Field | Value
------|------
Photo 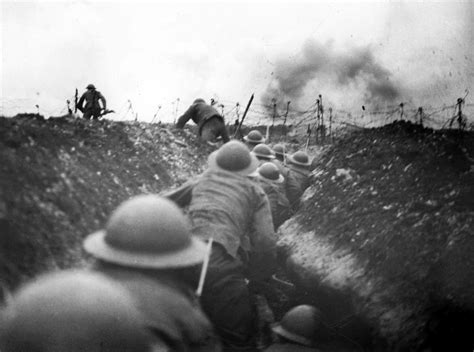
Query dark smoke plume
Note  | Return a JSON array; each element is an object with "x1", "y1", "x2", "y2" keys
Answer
[{"x1": 262, "y1": 39, "x2": 401, "y2": 110}]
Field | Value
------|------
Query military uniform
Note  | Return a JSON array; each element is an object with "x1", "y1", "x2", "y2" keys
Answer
[
  {"x1": 285, "y1": 165, "x2": 310, "y2": 210},
  {"x1": 77, "y1": 85, "x2": 106, "y2": 120},
  {"x1": 177, "y1": 100, "x2": 230, "y2": 143},
  {"x1": 257, "y1": 177, "x2": 291, "y2": 230},
  {"x1": 187, "y1": 142, "x2": 277, "y2": 351},
  {"x1": 83, "y1": 195, "x2": 221, "y2": 352},
  {"x1": 93, "y1": 265, "x2": 219, "y2": 352}
]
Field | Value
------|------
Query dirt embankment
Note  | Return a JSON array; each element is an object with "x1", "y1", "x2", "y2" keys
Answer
[
  {"x1": 0, "y1": 115, "x2": 212, "y2": 289},
  {"x1": 278, "y1": 121, "x2": 474, "y2": 350},
  {"x1": 2, "y1": 116, "x2": 474, "y2": 350}
]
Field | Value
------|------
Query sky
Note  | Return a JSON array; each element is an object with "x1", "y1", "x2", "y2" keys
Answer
[{"x1": 1, "y1": 0, "x2": 473, "y2": 123}]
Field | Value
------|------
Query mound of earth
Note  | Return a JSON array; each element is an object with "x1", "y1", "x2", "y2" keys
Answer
[
  {"x1": 0, "y1": 115, "x2": 213, "y2": 289},
  {"x1": 277, "y1": 121, "x2": 474, "y2": 350}
]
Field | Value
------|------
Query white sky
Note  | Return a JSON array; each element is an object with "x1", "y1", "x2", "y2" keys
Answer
[{"x1": 1, "y1": 0, "x2": 473, "y2": 122}]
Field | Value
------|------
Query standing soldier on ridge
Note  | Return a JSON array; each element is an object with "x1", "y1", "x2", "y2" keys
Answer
[
  {"x1": 177, "y1": 98, "x2": 230, "y2": 144},
  {"x1": 77, "y1": 84, "x2": 107, "y2": 120}
]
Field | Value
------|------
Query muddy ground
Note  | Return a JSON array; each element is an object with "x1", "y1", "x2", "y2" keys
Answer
[{"x1": 1, "y1": 115, "x2": 473, "y2": 351}]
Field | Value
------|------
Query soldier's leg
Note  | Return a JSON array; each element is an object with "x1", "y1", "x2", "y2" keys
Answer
[
  {"x1": 200, "y1": 118, "x2": 221, "y2": 143},
  {"x1": 200, "y1": 243, "x2": 257, "y2": 351},
  {"x1": 217, "y1": 119, "x2": 230, "y2": 143},
  {"x1": 83, "y1": 110, "x2": 93, "y2": 120}
]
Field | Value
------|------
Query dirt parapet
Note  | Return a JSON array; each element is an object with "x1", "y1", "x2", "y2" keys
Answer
[
  {"x1": 0, "y1": 116, "x2": 212, "y2": 289},
  {"x1": 277, "y1": 121, "x2": 474, "y2": 350}
]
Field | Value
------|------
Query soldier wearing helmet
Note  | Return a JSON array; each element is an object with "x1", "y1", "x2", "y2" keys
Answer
[
  {"x1": 0, "y1": 270, "x2": 161, "y2": 352},
  {"x1": 251, "y1": 143, "x2": 276, "y2": 166},
  {"x1": 77, "y1": 84, "x2": 107, "y2": 120},
  {"x1": 271, "y1": 144, "x2": 289, "y2": 176},
  {"x1": 83, "y1": 194, "x2": 221, "y2": 352},
  {"x1": 176, "y1": 98, "x2": 230, "y2": 143},
  {"x1": 265, "y1": 305, "x2": 322, "y2": 351},
  {"x1": 243, "y1": 129, "x2": 266, "y2": 149},
  {"x1": 176, "y1": 140, "x2": 276, "y2": 351},
  {"x1": 251, "y1": 162, "x2": 291, "y2": 230},
  {"x1": 285, "y1": 150, "x2": 312, "y2": 211}
]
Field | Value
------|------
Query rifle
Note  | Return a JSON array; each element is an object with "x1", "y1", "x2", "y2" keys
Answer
[
  {"x1": 196, "y1": 238, "x2": 213, "y2": 297},
  {"x1": 74, "y1": 88, "x2": 78, "y2": 114},
  {"x1": 233, "y1": 93, "x2": 254, "y2": 139}
]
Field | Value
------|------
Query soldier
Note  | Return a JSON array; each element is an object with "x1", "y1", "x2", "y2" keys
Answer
[
  {"x1": 252, "y1": 162, "x2": 291, "y2": 230},
  {"x1": 251, "y1": 143, "x2": 276, "y2": 166},
  {"x1": 83, "y1": 194, "x2": 221, "y2": 352},
  {"x1": 243, "y1": 129, "x2": 265, "y2": 149},
  {"x1": 77, "y1": 84, "x2": 107, "y2": 120},
  {"x1": 271, "y1": 144, "x2": 288, "y2": 176},
  {"x1": 272, "y1": 144, "x2": 286, "y2": 163},
  {"x1": 285, "y1": 151, "x2": 312, "y2": 211},
  {"x1": 186, "y1": 140, "x2": 277, "y2": 351},
  {"x1": 0, "y1": 270, "x2": 160, "y2": 352},
  {"x1": 177, "y1": 98, "x2": 230, "y2": 143},
  {"x1": 265, "y1": 305, "x2": 322, "y2": 351}
]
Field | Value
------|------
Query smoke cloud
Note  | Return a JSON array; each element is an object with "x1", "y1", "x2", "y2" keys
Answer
[{"x1": 262, "y1": 39, "x2": 401, "y2": 110}]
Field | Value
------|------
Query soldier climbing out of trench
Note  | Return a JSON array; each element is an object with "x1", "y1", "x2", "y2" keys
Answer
[
  {"x1": 77, "y1": 84, "x2": 107, "y2": 120},
  {"x1": 176, "y1": 98, "x2": 230, "y2": 144},
  {"x1": 168, "y1": 140, "x2": 277, "y2": 351},
  {"x1": 83, "y1": 194, "x2": 221, "y2": 352}
]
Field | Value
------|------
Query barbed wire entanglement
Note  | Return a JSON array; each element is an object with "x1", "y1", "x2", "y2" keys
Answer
[{"x1": 2, "y1": 92, "x2": 473, "y2": 144}]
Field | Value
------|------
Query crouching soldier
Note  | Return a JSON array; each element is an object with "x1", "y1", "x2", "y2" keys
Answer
[
  {"x1": 272, "y1": 144, "x2": 288, "y2": 176},
  {"x1": 186, "y1": 140, "x2": 277, "y2": 351},
  {"x1": 251, "y1": 143, "x2": 276, "y2": 166},
  {"x1": 265, "y1": 305, "x2": 322, "y2": 351},
  {"x1": 0, "y1": 270, "x2": 160, "y2": 352},
  {"x1": 251, "y1": 162, "x2": 291, "y2": 230},
  {"x1": 177, "y1": 98, "x2": 230, "y2": 143},
  {"x1": 243, "y1": 129, "x2": 266, "y2": 149},
  {"x1": 83, "y1": 194, "x2": 221, "y2": 352},
  {"x1": 285, "y1": 151, "x2": 312, "y2": 211}
]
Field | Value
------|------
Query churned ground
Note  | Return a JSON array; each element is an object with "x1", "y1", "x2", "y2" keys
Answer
[
  {"x1": 0, "y1": 115, "x2": 211, "y2": 288},
  {"x1": 278, "y1": 121, "x2": 474, "y2": 350}
]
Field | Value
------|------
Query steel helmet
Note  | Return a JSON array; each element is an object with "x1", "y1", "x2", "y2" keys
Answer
[
  {"x1": 193, "y1": 98, "x2": 206, "y2": 105},
  {"x1": 287, "y1": 151, "x2": 311, "y2": 167},
  {"x1": 272, "y1": 144, "x2": 286, "y2": 157},
  {"x1": 0, "y1": 271, "x2": 153, "y2": 352},
  {"x1": 257, "y1": 162, "x2": 284, "y2": 183},
  {"x1": 86, "y1": 84, "x2": 96, "y2": 90},
  {"x1": 208, "y1": 140, "x2": 259, "y2": 176},
  {"x1": 272, "y1": 305, "x2": 322, "y2": 347},
  {"x1": 251, "y1": 143, "x2": 276, "y2": 160},
  {"x1": 83, "y1": 195, "x2": 207, "y2": 269},
  {"x1": 243, "y1": 130, "x2": 265, "y2": 145}
]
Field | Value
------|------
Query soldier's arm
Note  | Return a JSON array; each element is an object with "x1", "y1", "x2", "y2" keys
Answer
[
  {"x1": 77, "y1": 94, "x2": 86, "y2": 112},
  {"x1": 285, "y1": 171, "x2": 302, "y2": 209},
  {"x1": 98, "y1": 92, "x2": 107, "y2": 110},
  {"x1": 161, "y1": 177, "x2": 200, "y2": 208},
  {"x1": 248, "y1": 189, "x2": 277, "y2": 280},
  {"x1": 176, "y1": 106, "x2": 193, "y2": 128}
]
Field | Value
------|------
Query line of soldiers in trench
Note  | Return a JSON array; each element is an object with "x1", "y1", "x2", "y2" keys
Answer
[{"x1": 0, "y1": 129, "x2": 323, "y2": 351}]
